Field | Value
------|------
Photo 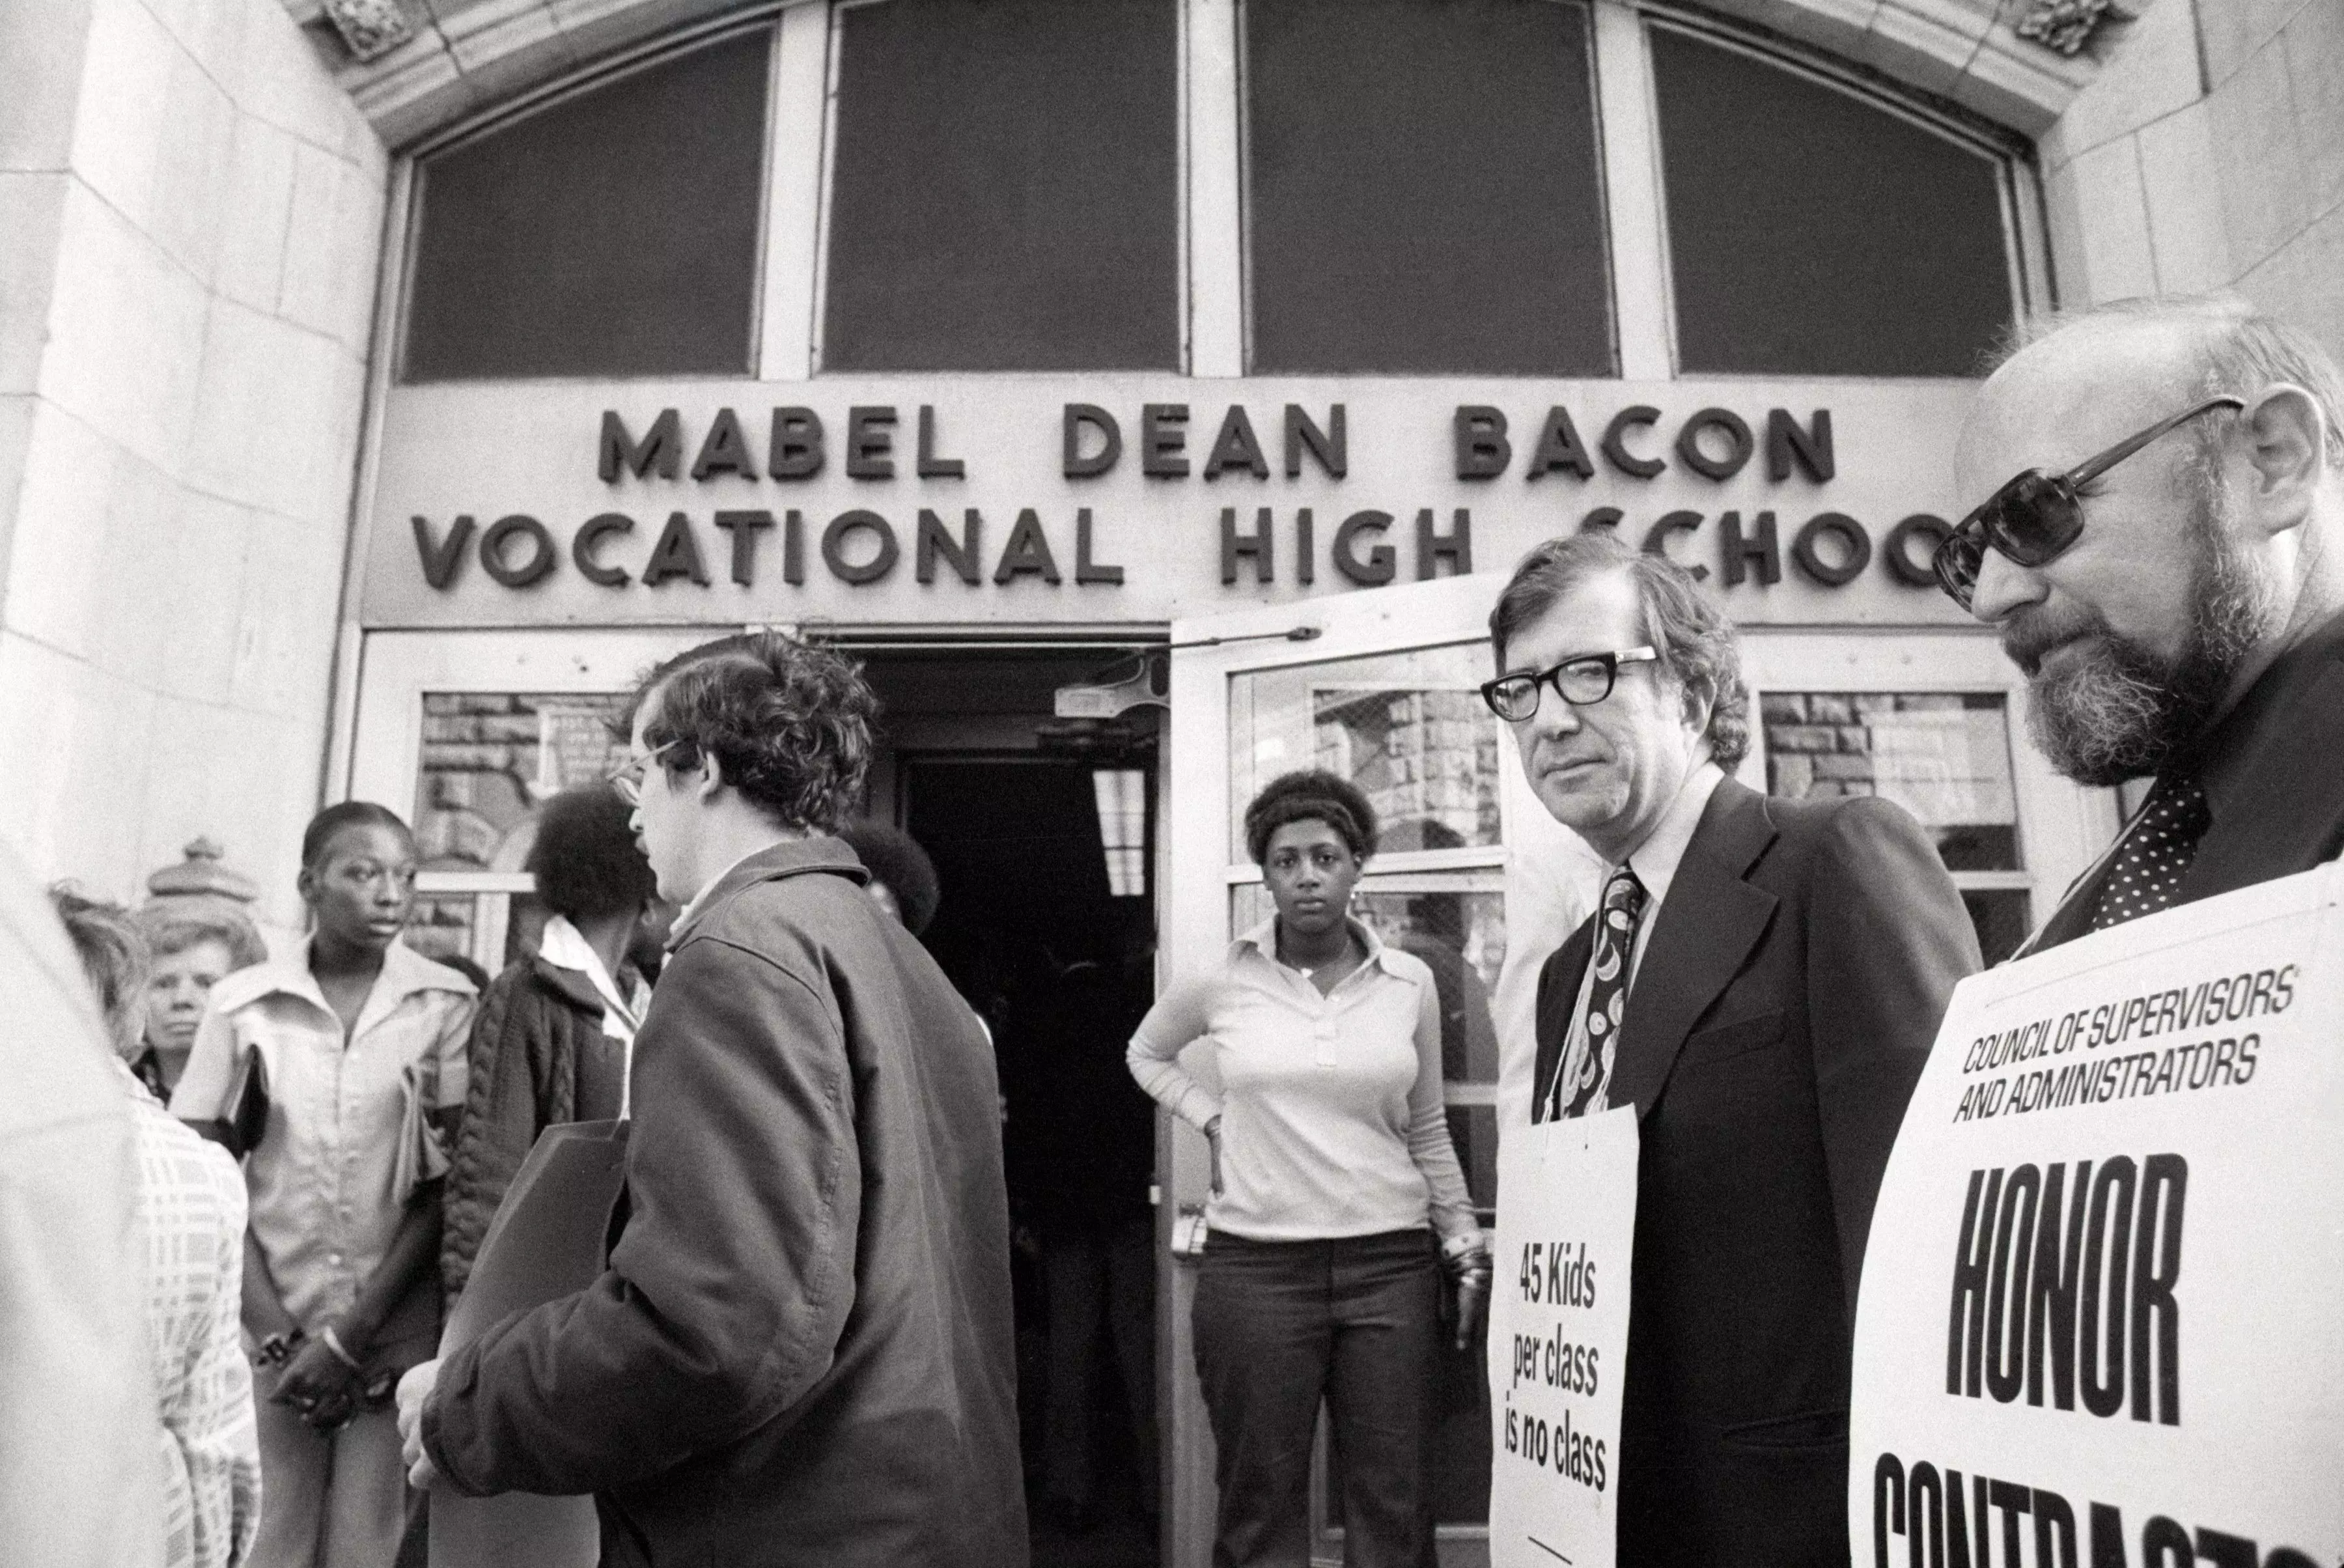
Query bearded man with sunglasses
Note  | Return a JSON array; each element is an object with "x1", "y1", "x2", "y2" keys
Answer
[
  {"x1": 1948, "y1": 295, "x2": 2344, "y2": 951},
  {"x1": 1485, "y1": 534, "x2": 1978, "y2": 1566}
]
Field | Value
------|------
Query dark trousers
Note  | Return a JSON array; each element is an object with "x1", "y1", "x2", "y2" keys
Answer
[
  {"x1": 1192, "y1": 1228, "x2": 1439, "y2": 1568},
  {"x1": 1042, "y1": 1218, "x2": 1157, "y2": 1513}
]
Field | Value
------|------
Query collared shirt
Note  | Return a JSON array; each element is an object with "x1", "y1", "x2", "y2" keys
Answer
[
  {"x1": 114, "y1": 1062, "x2": 260, "y2": 1568},
  {"x1": 537, "y1": 915, "x2": 649, "y2": 1115},
  {"x1": 1548, "y1": 760, "x2": 1725, "y2": 1119},
  {"x1": 172, "y1": 941, "x2": 474, "y2": 1330},
  {"x1": 1126, "y1": 916, "x2": 1477, "y2": 1243}
]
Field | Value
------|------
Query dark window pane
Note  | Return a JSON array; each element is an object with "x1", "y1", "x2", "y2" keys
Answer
[
  {"x1": 1651, "y1": 27, "x2": 2012, "y2": 376},
  {"x1": 824, "y1": 0, "x2": 1179, "y2": 371},
  {"x1": 404, "y1": 30, "x2": 770, "y2": 381},
  {"x1": 1246, "y1": 0, "x2": 1611, "y2": 376}
]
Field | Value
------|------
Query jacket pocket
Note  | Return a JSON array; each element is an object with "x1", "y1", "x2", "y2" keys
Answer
[
  {"x1": 1678, "y1": 1008, "x2": 1785, "y2": 1067},
  {"x1": 1720, "y1": 1405, "x2": 1847, "y2": 1450}
]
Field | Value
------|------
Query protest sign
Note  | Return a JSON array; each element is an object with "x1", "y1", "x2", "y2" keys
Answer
[
  {"x1": 1488, "y1": 1106, "x2": 1638, "y2": 1568},
  {"x1": 1851, "y1": 865, "x2": 2344, "y2": 1566},
  {"x1": 432, "y1": 1120, "x2": 630, "y2": 1568}
]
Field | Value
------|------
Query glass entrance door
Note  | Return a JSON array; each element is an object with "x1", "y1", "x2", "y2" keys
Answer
[
  {"x1": 344, "y1": 628, "x2": 717, "y2": 968},
  {"x1": 1159, "y1": 591, "x2": 2119, "y2": 1568},
  {"x1": 1165, "y1": 573, "x2": 1569, "y2": 1568}
]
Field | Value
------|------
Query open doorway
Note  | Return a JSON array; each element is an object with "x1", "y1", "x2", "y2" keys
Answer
[{"x1": 858, "y1": 649, "x2": 1163, "y2": 1568}]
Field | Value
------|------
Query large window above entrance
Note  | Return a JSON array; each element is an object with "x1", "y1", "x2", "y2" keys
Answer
[
  {"x1": 1650, "y1": 25, "x2": 2016, "y2": 378},
  {"x1": 822, "y1": 0, "x2": 1180, "y2": 371},
  {"x1": 402, "y1": 27, "x2": 770, "y2": 382},
  {"x1": 1242, "y1": 0, "x2": 1612, "y2": 375},
  {"x1": 388, "y1": 3, "x2": 2033, "y2": 382}
]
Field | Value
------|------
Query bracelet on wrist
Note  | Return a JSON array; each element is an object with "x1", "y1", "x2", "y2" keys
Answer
[
  {"x1": 256, "y1": 1328, "x2": 306, "y2": 1367},
  {"x1": 319, "y1": 1324, "x2": 364, "y2": 1373}
]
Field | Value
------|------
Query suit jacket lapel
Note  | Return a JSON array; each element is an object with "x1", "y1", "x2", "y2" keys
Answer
[
  {"x1": 1531, "y1": 924, "x2": 1595, "y2": 1124},
  {"x1": 2029, "y1": 861, "x2": 2108, "y2": 954},
  {"x1": 1608, "y1": 780, "x2": 1779, "y2": 1121},
  {"x1": 2181, "y1": 657, "x2": 2344, "y2": 902}
]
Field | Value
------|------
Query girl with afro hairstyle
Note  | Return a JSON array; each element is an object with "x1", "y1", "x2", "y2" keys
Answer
[{"x1": 439, "y1": 783, "x2": 658, "y2": 1306}]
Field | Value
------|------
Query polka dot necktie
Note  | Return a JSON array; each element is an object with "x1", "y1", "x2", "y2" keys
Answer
[
  {"x1": 2087, "y1": 776, "x2": 2212, "y2": 932},
  {"x1": 1553, "y1": 863, "x2": 1648, "y2": 1120}
]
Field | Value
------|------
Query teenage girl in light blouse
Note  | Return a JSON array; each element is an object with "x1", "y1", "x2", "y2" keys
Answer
[{"x1": 1127, "y1": 770, "x2": 1488, "y2": 1568}]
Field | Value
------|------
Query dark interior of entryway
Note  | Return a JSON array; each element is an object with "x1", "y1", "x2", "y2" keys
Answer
[{"x1": 858, "y1": 649, "x2": 1163, "y2": 1568}]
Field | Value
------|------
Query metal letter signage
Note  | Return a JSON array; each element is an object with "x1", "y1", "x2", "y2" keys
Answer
[{"x1": 367, "y1": 380, "x2": 1976, "y2": 629}]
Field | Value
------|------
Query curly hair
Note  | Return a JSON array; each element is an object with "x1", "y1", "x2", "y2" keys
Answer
[
  {"x1": 626, "y1": 632, "x2": 878, "y2": 833},
  {"x1": 50, "y1": 886, "x2": 151, "y2": 1055},
  {"x1": 1487, "y1": 531, "x2": 1751, "y2": 771},
  {"x1": 837, "y1": 820, "x2": 942, "y2": 935},
  {"x1": 137, "y1": 901, "x2": 268, "y2": 970},
  {"x1": 526, "y1": 785, "x2": 657, "y2": 922},
  {"x1": 1242, "y1": 770, "x2": 1380, "y2": 866}
]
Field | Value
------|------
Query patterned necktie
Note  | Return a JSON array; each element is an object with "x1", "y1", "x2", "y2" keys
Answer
[
  {"x1": 1553, "y1": 864, "x2": 1648, "y2": 1120},
  {"x1": 2087, "y1": 776, "x2": 2211, "y2": 932}
]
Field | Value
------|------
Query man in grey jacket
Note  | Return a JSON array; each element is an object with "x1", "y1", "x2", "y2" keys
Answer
[{"x1": 401, "y1": 632, "x2": 1026, "y2": 1568}]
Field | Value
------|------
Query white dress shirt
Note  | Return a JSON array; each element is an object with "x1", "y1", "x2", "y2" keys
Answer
[{"x1": 536, "y1": 913, "x2": 650, "y2": 1113}]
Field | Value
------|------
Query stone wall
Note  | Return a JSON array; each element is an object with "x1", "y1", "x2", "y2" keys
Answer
[
  {"x1": 2042, "y1": 0, "x2": 2344, "y2": 356},
  {"x1": 0, "y1": 0, "x2": 387, "y2": 927}
]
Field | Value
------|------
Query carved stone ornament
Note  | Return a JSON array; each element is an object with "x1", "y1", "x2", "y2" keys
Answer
[
  {"x1": 145, "y1": 837, "x2": 261, "y2": 908},
  {"x1": 322, "y1": 0, "x2": 417, "y2": 63},
  {"x1": 2014, "y1": 0, "x2": 2121, "y2": 56}
]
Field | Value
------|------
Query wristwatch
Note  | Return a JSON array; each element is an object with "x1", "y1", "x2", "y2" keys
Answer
[{"x1": 255, "y1": 1328, "x2": 306, "y2": 1367}]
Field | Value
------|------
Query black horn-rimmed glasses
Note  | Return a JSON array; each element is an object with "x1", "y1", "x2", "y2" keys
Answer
[
  {"x1": 1479, "y1": 646, "x2": 1660, "y2": 722},
  {"x1": 1934, "y1": 396, "x2": 2245, "y2": 611}
]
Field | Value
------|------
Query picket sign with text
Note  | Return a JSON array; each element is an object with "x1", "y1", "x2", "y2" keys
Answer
[
  {"x1": 1850, "y1": 864, "x2": 2344, "y2": 1567},
  {"x1": 1488, "y1": 1106, "x2": 1638, "y2": 1568}
]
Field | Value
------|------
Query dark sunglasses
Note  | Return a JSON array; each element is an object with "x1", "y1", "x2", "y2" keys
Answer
[{"x1": 1933, "y1": 396, "x2": 2244, "y2": 610}]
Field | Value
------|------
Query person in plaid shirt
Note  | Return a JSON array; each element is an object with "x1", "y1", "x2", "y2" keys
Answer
[{"x1": 52, "y1": 888, "x2": 261, "y2": 1568}]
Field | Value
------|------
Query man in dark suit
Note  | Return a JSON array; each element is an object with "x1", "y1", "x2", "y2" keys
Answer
[
  {"x1": 1483, "y1": 534, "x2": 1979, "y2": 1565},
  {"x1": 1946, "y1": 294, "x2": 2344, "y2": 947}
]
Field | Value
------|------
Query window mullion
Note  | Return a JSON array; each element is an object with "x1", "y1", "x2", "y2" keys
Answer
[
  {"x1": 1186, "y1": 0, "x2": 1246, "y2": 376},
  {"x1": 1591, "y1": 0, "x2": 1675, "y2": 380},
  {"x1": 759, "y1": 1, "x2": 833, "y2": 380}
]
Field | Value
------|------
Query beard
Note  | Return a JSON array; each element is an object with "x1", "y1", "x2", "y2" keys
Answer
[{"x1": 2009, "y1": 498, "x2": 2275, "y2": 787}]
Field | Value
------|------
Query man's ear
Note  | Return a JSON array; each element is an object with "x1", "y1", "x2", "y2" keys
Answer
[
  {"x1": 2239, "y1": 384, "x2": 2327, "y2": 538},
  {"x1": 694, "y1": 748, "x2": 728, "y2": 804},
  {"x1": 1678, "y1": 673, "x2": 1716, "y2": 741}
]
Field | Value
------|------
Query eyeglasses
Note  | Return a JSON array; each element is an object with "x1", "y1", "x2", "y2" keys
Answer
[
  {"x1": 1479, "y1": 645, "x2": 1660, "y2": 722},
  {"x1": 1934, "y1": 397, "x2": 2244, "y2": 610},
  {"x1": 608, "y1": 739, "x2": 685, "y2": 806}
]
